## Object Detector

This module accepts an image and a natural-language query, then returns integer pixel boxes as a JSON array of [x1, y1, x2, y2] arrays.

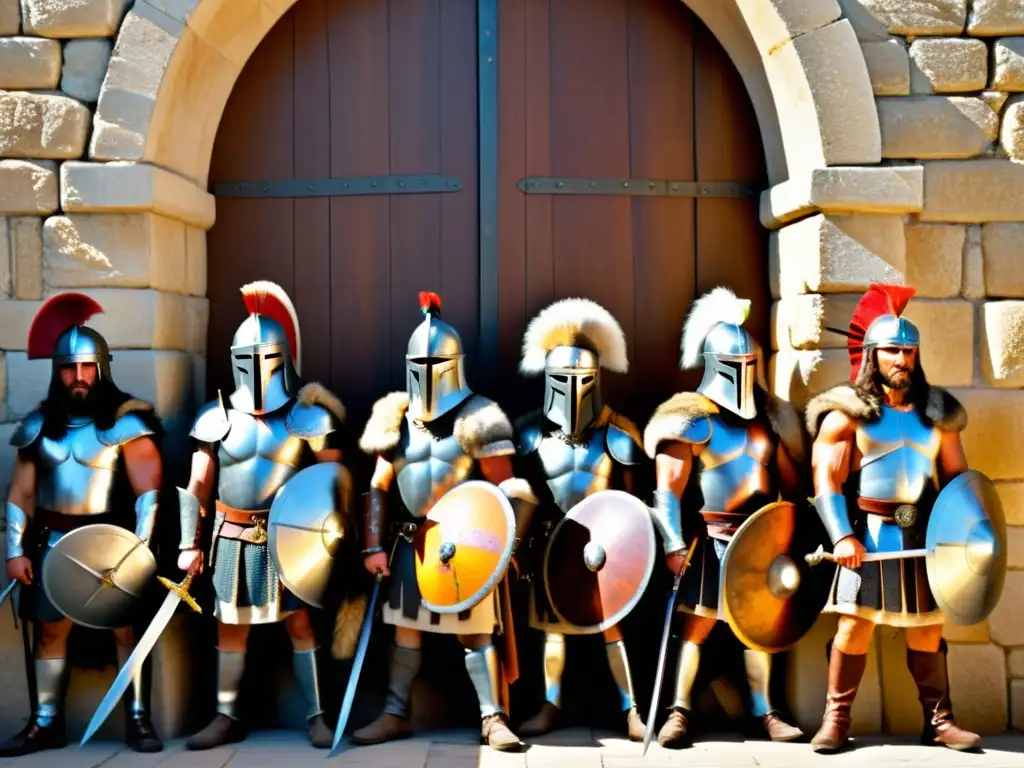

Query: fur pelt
[[520, 298, 628, 374], [498, 477, 539, 505], [114, 398, 154, 420], [358, 391, 410, 454], [331, 592, 367, 661], [681, 287, 751, 370], [642, 392, 718, 459], [765, 394, 807, 464], [296, 382, 346, 423], [453, 395, 514, 457], [805, 383, 967, 438]]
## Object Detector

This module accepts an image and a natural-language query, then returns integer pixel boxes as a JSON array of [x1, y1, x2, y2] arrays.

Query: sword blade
[[328, 574, 382, 758], [0, 579, 18, 608], [80, 588, 180, 747], [643, 570, 683, 755]]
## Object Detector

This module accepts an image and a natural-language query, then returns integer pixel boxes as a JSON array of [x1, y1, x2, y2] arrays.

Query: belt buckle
[[894, 504, 917, 529], [250, 514, 268, 544]]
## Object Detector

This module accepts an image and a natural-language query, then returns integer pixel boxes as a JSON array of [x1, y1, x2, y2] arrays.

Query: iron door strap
[[516, 177, 759, 199], [212, 174, 463, 198], [477, 0, 500, 378]]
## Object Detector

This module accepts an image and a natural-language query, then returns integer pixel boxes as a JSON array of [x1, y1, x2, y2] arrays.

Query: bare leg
[[657, 613, 716, 749], [520, 633, 566, 736]]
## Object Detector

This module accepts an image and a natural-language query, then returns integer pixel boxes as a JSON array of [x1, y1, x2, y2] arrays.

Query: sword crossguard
[[804, 545, 833, 567], [157, 574, 202, 614]]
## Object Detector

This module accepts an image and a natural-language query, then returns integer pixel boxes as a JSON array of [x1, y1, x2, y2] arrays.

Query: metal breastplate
[[536, 427, 613, 513], [697, 415, 773, 514], [856, 405, 940, 504], [35, 419, 123, 516], [217, 409, 308, 510], [393, 417, 474, 518]]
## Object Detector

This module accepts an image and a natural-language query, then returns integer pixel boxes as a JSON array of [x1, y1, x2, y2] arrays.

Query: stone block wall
[[772, 0, 1024, 735]]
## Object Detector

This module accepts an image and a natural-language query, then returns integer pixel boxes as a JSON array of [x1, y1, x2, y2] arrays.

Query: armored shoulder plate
[[190, 399, 232, 444], [10, 409, 44, 449], [97, 412, 155, 447], [514, 412, 544, 456], [681, 416, 713, 444], [643, 392, 717, 458], [606, 422, 643, 466], [285, 400, 337, 440]]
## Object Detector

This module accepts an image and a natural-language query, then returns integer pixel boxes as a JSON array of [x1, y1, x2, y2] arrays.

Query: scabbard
[[497, 575, 518, 713]]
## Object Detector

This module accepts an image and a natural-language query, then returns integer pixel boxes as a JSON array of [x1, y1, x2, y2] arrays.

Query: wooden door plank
[[292, 0, 332, 388], [439, 0, 480, 371], [626, 0, 699, 409], [389, 0, 443, 385], [694, 20, 768, 345], [327, 0, 392, 409]]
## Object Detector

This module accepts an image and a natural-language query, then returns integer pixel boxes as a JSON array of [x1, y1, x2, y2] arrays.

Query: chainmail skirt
[[211, 538, 305, 625]]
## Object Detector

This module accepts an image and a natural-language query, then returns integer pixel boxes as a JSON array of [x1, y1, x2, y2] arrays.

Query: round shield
[[926, 470, 1007, 626], [721, 501, 834, 653], [543, 490, 657, 635], [42, 523, 157, 630], [414, 481, 516, 614], [269, 461, 350, 609]]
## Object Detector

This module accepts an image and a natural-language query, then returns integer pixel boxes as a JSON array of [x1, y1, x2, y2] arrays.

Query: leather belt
[[857, 497, 918, 528], [215, 501, 270, 526], [36, 510, 114, 533], [702, 511, 746, 526], [214, 501, 271, 545]]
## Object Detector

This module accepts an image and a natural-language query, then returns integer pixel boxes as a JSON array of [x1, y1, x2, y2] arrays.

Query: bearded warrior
[[351, 292, 523, 752], [643, 287, 805, 748], [804, 284, 980, 753], [177, 282, 352, 750], [0, 294, 164, 756], [503, 298, 647, 740]]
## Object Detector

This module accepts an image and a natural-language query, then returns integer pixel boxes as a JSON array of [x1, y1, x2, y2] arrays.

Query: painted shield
[[268, 461, 351, 609], [543, 490, 657, 635], [721, 501, 834, 653], [42, 523, 157, 630], [926, 470, 1007, 626], [414, 480, 516, 614]]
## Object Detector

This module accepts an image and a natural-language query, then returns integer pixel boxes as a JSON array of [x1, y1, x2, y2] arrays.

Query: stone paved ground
[[0, 729, 1022, 767]]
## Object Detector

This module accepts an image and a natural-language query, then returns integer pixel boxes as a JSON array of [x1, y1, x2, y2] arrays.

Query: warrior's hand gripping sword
[[80, 573, 202, 747], [804, 544, 928, 566]]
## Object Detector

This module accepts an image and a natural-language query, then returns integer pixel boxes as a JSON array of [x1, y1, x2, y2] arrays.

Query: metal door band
[[517, 177, 759, 198], [211, 174, 463, 198]]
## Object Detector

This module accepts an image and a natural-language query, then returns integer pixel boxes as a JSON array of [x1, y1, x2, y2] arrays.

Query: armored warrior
[[505, 298, 648, 740], [805, 284, 981, 753], [351, 292, 523, 752], [0, 293, 164, 756], [177, 282, 351, 750], [643, 287, 806, 748]]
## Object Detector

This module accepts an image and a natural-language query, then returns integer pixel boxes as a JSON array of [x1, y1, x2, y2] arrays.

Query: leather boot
[[186, 650, 247, 750], [906, 647, 981, 751], [810, 647, 867, 753], [758, 712, 804, 742], [520, 702, 561, 736], [117, 644, 163, 753], [351, 713, 412, 745], [743, 650, 803, 742], [0, 657, 69, 757], [186, 714, 246, 750], [521, 634, 565, 736], [657, 707, 691, 749], [625, 706, 646, 742], [481, 713, 521, 751], [351, 645, 420, 745]]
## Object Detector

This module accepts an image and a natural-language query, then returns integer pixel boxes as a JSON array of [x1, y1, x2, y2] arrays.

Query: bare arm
[[479, 455, 514, 485], [620, 466, 636, 495], [938, 429, 968, 486], [811, 410, 864, 567], [6, 452, 37, 582], [123, 436, 162, 496], [185, 445, 216, 508], [7, 451, 36, 514], [652, 441, 696, 565], [655, 441, 693, 499], [315, 447, 343, 464]]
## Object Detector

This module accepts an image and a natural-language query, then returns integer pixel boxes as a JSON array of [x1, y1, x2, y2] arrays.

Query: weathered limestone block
[[20, 0, 130, 38], [0, 354, 6, 422], [861, 39, 910, 95], [61, 38, 111, 103], [0, 159, 57, 215], [997, 482, 1024, 526], [771, 214, 905, 298], [980, 301, 1024, 387], [905, 222, 964, 297], [61, 162, 216, 229], [943, 622, 991, 644], [0, 299, 37, 350], [1010, 648, 1024, 678], [963, 225, 985, 299], [953, 388, 1024, 480], [982, 91, 1010, 112], [969, 0, 1024, 36], [0, 218, 10, 295], [1011, 526, 1024, 570], [922, 160, 1024, 221], [846, 0, 966, 36], [773, 294, 858, 350], [1013, 681, 1024, 732], [0, 0, 18, 35], [877, 632, 924, 735], [733, 0, 841, 57], [184, 225, 205, 297], [761, 166, 923, 229], [786, 614, 883, 736], [43, 213, 187, 293], [0, 91, 88, 158], [909, 38, 987, 93], [983, 223, 1024, 297], [901, 300, 974, 387], [0, 38, 61, 90], [182, 295, 208, 355], [180, 0, 281, 68], [1001, 95, 1024, 159], [990, 571, 1024, 645], [947, 644, 1008, 734], [993, 38, 1024, 91], [769, 349, 848, 409], [877, 97, 997, 159], [11, 216, 41, 299], [5, 348, 191, 419]]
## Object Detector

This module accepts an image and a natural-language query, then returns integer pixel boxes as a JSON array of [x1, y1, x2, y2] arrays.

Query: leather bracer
[[362, 487, 388, 555]]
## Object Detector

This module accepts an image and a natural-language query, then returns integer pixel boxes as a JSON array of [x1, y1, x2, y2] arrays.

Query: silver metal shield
[[926, 470, 1008, 626], [268, 461, 351, 609], [42, 523, 157, 629]]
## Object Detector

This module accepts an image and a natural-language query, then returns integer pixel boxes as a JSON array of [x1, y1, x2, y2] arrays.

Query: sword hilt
[[805, 545, 833, 567], [157, 574, 202, 614]]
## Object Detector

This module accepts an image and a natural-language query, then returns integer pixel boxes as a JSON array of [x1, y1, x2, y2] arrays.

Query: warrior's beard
[[880, 368, 913, 390], [61, 383, 97, 415]]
